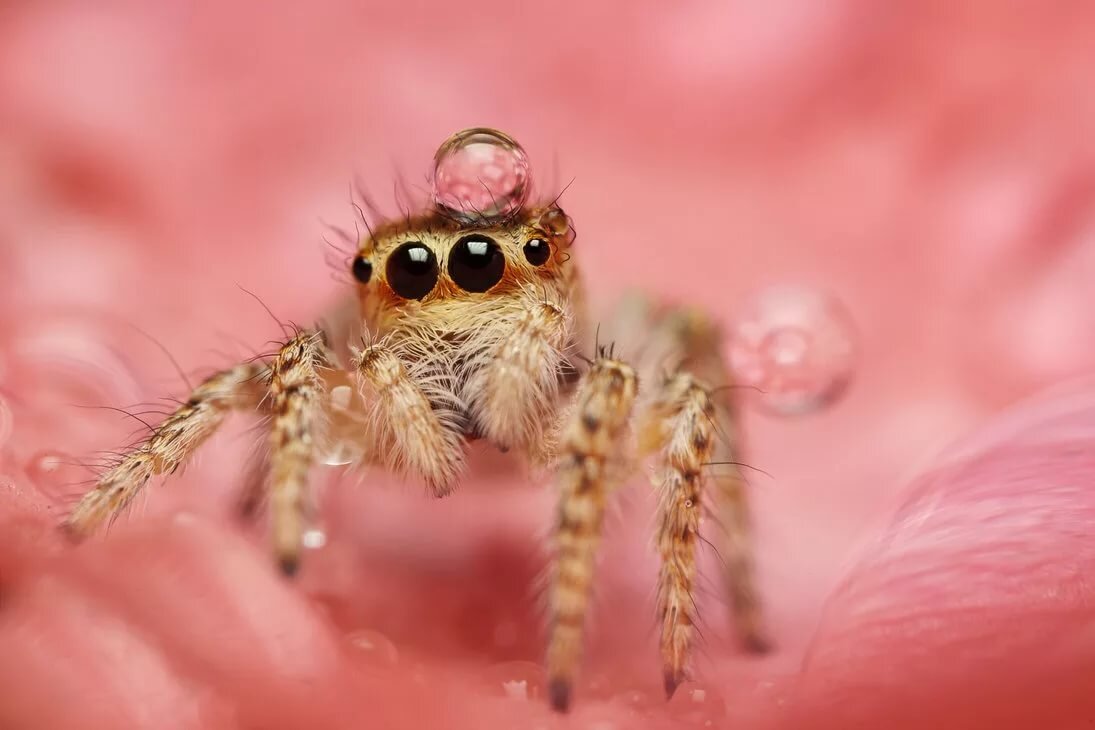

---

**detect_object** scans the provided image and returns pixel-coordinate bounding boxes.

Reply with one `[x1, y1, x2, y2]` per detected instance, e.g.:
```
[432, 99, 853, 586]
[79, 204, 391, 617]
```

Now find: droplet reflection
[432, 128, 530, 221]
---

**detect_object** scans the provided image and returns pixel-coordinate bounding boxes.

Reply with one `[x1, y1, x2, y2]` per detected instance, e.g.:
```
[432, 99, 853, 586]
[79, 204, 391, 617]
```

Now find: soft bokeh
[2, 2, 1094, 728]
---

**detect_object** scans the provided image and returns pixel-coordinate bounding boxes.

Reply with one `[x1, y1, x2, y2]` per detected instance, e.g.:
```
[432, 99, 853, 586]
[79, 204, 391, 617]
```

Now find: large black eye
[351, 254, 372, 284]
[447, 234, 505, 293]
[523, 238, 550, 266]
[386, 242, 438, 299]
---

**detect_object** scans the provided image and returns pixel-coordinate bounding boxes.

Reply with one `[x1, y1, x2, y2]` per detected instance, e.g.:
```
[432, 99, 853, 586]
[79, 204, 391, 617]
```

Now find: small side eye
[523, 238, 550, 266]
[387, 242, 438, 299]
[351, 255, 373, 284]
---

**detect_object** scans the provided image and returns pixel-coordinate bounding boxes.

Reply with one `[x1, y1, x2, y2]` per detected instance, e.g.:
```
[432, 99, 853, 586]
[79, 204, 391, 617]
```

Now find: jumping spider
[63, 128, 768, 712]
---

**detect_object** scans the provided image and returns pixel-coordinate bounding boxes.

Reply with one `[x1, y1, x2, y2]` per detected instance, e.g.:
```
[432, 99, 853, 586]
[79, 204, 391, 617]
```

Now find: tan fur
[267, 331, 331, 574]
[639, 372, 717, 696]
[463, 285, 572, 462]
[64, 128, 768, 714]
[353, 339, 465, 495]
[63, 363, 267, 538]
[545, 358, 638, 710]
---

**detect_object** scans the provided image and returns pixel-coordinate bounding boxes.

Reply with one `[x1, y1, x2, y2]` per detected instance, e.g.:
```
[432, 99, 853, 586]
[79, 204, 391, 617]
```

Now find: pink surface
[2, 2, 1095, 728]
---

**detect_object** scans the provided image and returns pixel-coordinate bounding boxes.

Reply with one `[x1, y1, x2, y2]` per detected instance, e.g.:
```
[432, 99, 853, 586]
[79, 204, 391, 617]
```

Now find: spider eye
[387, 242, 438, 299]
[448, 234, 505, 293]
[523, 238, 550, 266]
[351, 255, 373, 284]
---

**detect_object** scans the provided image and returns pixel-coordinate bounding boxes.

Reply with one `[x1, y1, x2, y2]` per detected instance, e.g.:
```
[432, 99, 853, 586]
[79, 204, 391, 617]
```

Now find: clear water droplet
[480, 660, 546, 701]
[610, 687, 659, 717]
[727, 285, 856, 416]
[24, 450, 88, 501]
[666, 681, 727, 725]
[432, 128, 530, 220]
[302, 528, 327, 550]
[346, 629, 400, 667]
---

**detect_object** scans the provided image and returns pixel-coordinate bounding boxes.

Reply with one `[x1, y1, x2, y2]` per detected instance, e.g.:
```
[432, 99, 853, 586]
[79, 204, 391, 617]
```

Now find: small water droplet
[24, 450, 88, 501]
[610, 687, 659, 717]
[346, 629, 400, 667]
[302, 528, 327, 550]
[501, 679, 528, 700]
[727, 285, 856, 416]
[480, 660, 546, 701]
[666, 681, 727, 726]
[432, 128, 530, 221]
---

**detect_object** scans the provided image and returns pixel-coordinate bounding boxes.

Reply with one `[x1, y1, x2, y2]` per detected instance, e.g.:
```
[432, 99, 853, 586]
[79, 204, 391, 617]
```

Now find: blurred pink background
[2, 2, 1094, 728]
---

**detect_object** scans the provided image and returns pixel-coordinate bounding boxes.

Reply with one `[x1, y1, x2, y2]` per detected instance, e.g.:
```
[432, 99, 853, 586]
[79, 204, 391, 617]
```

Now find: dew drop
[666, 681, 727, 726]
[610, 687, 659, 717]
[302, 528, 327, 550]
[432, 128, 530, 221]
[346, 629, 400, 667]
[24, 450, 88, 502]
[727, 285, 856, 416]
[480, 660, 546, 701]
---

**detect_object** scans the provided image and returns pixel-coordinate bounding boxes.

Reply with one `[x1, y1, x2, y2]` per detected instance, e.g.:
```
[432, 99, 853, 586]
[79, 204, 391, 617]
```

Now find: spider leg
[546, 356, 638, 712]
[645, 306, 771, 657]
[638, 371, 717, 697]
[63, 362, 269, 539]
[266, 330, 333, 575]
[352, 341, 465, 496]
[462, 289, 571, 463]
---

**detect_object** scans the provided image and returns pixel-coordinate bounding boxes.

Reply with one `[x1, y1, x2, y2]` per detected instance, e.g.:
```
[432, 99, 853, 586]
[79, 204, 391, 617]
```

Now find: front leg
[546, 355, 639, 712]
[63, 362, 268, 539]
[353, 341, 466, 496]
[267, 330, 333, 575]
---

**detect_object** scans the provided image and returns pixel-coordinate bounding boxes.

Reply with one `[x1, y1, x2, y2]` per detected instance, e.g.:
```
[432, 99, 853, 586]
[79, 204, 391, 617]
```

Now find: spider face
[347, 129, 579, 339]
[351, 205, 574, 305]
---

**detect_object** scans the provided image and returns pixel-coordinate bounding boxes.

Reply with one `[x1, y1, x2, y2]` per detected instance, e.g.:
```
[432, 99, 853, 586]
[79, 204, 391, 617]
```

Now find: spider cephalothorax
[63, 128, 768, 712]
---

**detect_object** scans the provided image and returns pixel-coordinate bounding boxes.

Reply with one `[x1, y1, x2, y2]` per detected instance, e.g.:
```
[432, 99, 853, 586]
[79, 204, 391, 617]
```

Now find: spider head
[348, 129, 577, 309]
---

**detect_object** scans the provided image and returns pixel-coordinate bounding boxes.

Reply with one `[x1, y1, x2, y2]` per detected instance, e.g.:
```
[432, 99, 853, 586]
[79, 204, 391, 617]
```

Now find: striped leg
[267, 331, 331, 576]
[641, 372, 723, 696]
[63, 363, 268, 538]
[546, 356, 638, 712]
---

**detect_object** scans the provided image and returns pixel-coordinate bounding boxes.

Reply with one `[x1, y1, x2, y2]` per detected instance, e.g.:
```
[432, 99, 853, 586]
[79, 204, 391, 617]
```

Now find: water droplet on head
[432, 128, 530, 221]
[480, 660, 546, 701]
[346, 628, 400, 667]
[727, 285, 856, 416]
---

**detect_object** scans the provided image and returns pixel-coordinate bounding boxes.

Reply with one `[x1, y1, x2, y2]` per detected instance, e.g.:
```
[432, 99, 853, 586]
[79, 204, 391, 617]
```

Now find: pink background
[2, 2, 1094, 728]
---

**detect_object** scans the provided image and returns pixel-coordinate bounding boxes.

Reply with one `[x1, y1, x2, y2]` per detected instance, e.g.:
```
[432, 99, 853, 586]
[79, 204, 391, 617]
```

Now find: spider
[62, 128, 769, 712]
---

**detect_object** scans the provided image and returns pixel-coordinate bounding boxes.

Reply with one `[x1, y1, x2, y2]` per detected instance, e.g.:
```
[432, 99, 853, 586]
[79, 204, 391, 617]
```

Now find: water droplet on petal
[24, 450, 88, 502]
[610, 687, 659, 717]
[480, 660, 546, 701]
[432, 128, 530, 221]
[346, 629, 400, 667]
[302, 528, 327, 550]
[666, 681, 728, 726]
[727, 285, 856, 416]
